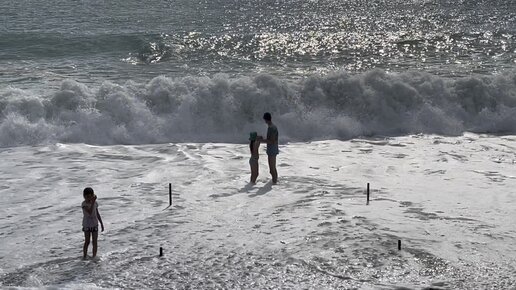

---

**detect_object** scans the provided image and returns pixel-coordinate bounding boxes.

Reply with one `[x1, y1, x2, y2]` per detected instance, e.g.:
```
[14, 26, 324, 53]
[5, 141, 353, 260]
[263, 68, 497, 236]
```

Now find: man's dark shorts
[266, 144, 279, 156]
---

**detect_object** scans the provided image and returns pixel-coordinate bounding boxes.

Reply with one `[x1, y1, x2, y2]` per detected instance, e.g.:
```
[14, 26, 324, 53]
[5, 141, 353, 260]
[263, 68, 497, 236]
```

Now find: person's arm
[258, 130, 271, 144]
[259, 137, 271, 144]
[83, 196, 96, 215]
[260, 127, 277, 144]
[96, 207, 104, 232]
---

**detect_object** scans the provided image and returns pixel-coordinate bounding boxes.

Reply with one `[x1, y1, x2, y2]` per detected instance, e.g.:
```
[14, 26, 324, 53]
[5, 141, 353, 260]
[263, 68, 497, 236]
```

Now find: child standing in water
[82, 187, 104, 259]
[249, 132, 260, 183]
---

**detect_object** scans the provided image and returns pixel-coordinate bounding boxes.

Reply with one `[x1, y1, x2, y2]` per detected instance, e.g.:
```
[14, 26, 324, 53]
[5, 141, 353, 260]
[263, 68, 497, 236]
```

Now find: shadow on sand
[248, 181, 273, 197]
[238, 182, 255, 193]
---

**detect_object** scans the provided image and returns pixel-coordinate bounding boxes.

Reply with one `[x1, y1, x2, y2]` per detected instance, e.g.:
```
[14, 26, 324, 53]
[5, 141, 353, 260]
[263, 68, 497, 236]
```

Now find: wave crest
[1, 69, 516, 147]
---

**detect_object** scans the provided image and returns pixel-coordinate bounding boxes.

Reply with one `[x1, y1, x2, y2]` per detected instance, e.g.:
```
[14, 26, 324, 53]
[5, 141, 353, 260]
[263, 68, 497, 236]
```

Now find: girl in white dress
[82, 187, 104, 259]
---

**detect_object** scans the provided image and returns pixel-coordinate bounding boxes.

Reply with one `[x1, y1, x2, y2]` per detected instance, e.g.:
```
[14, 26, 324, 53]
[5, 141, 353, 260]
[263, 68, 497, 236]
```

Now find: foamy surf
[1, 134, 515, 288]
[2, 69, 516, 147]
[2, 0, 516, 288]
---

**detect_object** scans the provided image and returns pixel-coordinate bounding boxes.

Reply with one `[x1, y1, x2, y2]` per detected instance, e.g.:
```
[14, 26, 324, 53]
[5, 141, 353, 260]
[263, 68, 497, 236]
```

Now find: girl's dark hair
[83, 187, 94, 197]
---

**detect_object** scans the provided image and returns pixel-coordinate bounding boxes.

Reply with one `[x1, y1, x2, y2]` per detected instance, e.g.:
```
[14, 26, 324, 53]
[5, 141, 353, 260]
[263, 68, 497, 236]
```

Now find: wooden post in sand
[160, 247, 164, 257]
[398, 240, 401, 251]
[169, 183, 172, 207]
[366, 183, 370, 205]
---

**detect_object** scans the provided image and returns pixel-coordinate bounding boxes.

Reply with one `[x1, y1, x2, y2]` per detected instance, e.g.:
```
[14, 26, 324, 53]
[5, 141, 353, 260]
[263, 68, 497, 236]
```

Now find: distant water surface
[1, 0, 514, 89]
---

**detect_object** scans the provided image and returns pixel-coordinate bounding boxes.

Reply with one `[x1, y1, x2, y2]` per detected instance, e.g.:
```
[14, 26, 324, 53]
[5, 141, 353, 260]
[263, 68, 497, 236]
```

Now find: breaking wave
[1, 69, 516, 147]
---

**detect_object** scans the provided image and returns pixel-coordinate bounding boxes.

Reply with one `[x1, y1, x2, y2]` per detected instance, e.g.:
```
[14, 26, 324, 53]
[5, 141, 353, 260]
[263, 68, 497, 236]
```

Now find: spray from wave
[1, 69, 515, 147]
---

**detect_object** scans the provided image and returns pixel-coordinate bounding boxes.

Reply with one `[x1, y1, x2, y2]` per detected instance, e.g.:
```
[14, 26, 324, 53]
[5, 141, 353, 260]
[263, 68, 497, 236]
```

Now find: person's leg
[268, 155, 278, 184]
[255, 161, 259, 182]
[92, 231, 98, 258]
[83, 231, 91, 258]
[250, 160, 255, 183]
[251, 161, 259, 183]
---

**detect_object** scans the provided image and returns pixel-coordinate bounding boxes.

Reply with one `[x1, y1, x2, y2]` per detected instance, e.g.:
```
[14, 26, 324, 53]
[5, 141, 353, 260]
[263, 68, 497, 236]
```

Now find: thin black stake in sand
[366, 183, 370, 205]
[160, 247, 163, 257]
[163, 183, 173, 210]
[169, 183, 172, 207]
[398, 240, 401, 251]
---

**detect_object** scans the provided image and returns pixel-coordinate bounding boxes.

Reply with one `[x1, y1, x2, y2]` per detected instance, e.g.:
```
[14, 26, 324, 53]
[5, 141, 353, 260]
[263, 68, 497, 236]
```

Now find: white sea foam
[0, 135, 515, 288]
[1, 70, 516, 147]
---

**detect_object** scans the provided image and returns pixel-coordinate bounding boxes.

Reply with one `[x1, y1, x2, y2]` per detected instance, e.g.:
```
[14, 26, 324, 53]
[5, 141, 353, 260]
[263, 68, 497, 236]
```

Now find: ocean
[1, 0, 515, 289]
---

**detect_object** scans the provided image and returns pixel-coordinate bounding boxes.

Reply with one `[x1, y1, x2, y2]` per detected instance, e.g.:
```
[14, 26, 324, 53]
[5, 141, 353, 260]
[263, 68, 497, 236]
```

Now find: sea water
[0, 0, 515, 146]
[1, 0, 515, 289]
[1, 137, 516, 289]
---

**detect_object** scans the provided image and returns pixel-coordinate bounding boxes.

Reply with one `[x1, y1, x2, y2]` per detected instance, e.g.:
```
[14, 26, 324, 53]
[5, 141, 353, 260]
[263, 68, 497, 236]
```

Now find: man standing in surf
[259, 112, 279, 184]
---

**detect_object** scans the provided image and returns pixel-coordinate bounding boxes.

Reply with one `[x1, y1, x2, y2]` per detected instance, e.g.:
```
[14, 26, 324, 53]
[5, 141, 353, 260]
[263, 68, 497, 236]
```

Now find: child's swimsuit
[82, 201, 99, 232]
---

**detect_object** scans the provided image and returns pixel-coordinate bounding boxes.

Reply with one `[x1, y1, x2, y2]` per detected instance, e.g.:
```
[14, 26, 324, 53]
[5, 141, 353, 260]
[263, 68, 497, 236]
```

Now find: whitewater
[1, 0, 516, 289]
[1, 135, 515, 289]
[2, 70, 516, 147]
